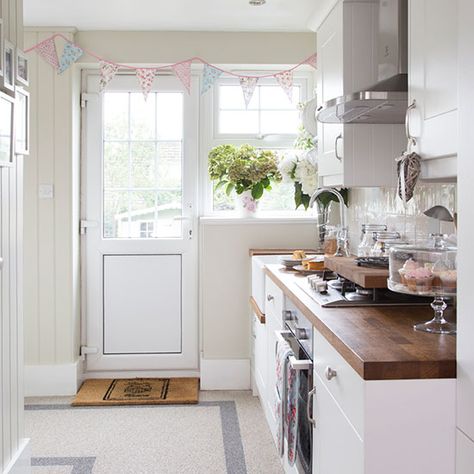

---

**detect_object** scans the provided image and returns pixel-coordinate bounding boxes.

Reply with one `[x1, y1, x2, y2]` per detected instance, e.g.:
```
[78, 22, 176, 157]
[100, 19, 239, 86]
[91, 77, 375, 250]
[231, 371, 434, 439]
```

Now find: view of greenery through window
[213, 83, 305, 213]
[102, 92, 183, 239]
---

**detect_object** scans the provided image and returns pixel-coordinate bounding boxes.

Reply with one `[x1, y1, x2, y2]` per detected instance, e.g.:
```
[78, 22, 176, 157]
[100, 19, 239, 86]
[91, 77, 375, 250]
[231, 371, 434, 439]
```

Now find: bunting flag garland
[274, 70, 294, 102]
[201, 64, 223, 95]
[26, 33, 317, 100]
[136, 68, 157, 100]
[240, 77, 258, 108]
[35, 37, 60, 70]
[99, 61, 119, 91]
[304, 53, 317, 69]
[172, 60, 193, 94]
[58, 42, 84, 74]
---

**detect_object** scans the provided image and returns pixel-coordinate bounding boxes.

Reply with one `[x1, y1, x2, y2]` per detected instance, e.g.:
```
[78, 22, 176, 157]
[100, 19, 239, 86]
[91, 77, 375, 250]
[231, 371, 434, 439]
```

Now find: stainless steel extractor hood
[317, 0, 408, 124]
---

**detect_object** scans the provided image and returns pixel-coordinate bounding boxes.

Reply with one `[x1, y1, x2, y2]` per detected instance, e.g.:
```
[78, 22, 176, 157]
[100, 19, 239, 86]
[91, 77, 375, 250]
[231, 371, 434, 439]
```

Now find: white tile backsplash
[346, 184, 457, 253]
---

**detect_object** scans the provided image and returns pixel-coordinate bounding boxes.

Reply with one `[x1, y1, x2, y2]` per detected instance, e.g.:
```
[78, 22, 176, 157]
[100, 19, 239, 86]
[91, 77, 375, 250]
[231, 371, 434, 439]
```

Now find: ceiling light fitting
[249, 0, 266, 6]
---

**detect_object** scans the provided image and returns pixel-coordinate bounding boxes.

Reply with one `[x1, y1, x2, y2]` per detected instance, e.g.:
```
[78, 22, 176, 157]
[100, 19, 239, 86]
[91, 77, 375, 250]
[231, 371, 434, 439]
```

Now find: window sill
[199, 215, 317, 225]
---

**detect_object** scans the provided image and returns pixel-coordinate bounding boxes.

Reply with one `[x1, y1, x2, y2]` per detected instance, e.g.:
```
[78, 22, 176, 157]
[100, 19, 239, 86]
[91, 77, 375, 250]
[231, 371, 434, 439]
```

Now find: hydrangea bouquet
[208, 144, 281, 214]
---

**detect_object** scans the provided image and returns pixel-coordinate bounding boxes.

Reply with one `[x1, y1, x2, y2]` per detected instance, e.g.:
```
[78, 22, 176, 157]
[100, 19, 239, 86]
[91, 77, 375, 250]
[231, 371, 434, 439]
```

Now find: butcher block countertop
[265, 264, 456, 381]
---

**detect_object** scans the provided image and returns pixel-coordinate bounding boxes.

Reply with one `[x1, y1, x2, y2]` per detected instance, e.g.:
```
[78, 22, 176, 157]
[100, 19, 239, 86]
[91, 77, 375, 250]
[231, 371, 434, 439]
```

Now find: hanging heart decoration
[396, 150, 421, 203]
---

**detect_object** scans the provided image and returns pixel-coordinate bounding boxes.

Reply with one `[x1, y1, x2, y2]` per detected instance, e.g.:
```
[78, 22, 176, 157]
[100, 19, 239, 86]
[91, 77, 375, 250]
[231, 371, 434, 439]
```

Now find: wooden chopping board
[324, 256, 389, 288]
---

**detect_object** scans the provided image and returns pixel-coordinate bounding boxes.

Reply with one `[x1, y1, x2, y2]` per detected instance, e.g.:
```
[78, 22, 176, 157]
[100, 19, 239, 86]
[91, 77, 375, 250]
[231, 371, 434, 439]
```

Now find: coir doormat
[72, 378, 199, 406]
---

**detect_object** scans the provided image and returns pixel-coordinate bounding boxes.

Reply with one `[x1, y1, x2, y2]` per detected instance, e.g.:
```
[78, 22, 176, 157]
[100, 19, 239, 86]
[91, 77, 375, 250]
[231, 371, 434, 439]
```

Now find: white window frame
[200, 68, 315, 217]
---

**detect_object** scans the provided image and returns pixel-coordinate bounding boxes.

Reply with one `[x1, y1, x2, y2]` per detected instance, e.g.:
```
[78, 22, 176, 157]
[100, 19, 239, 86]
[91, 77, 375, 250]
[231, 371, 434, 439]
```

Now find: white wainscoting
[24, 360, 83, 397]
[200, 357, 251, 390]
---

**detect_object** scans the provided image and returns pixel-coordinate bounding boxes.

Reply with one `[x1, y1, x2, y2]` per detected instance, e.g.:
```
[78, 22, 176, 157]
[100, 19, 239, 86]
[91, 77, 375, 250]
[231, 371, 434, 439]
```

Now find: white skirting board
[200, 357, 250, 390]
[24, 360, 83, 396]
[4, 439, 31, 474]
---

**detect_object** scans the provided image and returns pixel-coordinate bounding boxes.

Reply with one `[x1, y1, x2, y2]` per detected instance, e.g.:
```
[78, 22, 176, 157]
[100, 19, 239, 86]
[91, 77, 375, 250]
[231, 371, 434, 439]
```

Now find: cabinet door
[408, 0, 458, 178]
[265, 311, 281, 445]
[313, 372, 364, 474]
[253, 313, 267, 399]
[317, 1, 344, 181]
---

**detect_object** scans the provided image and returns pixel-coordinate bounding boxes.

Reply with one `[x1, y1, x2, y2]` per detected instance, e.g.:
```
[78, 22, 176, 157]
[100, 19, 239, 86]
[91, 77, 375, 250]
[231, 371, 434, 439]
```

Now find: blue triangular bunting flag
[58, 43, 84, 74]
[201, 64, 223, 95]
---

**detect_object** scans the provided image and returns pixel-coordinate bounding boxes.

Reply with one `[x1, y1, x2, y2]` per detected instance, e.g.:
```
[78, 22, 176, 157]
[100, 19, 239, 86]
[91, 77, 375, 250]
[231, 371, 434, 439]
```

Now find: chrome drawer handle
[307, 387, 316, 426]
[325, 366, 337, 380]
[267, 294, 274, 302]
[334, 133, 343, 161]
[405, 99, 417, 147]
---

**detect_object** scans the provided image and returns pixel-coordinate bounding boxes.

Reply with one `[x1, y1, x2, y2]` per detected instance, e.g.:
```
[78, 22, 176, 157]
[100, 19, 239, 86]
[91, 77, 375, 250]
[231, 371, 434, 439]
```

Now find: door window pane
[103, 91, 184, 239]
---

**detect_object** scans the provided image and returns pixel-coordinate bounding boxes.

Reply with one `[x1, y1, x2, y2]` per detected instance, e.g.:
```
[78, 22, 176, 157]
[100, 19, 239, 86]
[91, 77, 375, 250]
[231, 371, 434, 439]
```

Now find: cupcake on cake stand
[387, 241, 457, 335]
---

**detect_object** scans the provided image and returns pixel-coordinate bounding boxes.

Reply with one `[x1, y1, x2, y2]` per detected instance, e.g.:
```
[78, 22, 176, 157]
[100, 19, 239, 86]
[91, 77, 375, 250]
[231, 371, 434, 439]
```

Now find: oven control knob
[325, 366, 337, 380]
[282, 310, 295, 321]
[295, 328, 309, 340]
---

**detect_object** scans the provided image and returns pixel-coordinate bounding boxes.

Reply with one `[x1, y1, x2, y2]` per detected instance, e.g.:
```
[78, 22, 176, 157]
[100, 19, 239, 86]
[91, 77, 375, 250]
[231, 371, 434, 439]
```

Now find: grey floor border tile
[31, 456, 96, 474]
[26, 401, 248, 474]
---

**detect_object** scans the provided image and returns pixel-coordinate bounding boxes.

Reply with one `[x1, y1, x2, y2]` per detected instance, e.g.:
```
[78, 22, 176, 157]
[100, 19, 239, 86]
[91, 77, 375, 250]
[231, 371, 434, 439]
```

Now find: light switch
[39, 184, 54, 199]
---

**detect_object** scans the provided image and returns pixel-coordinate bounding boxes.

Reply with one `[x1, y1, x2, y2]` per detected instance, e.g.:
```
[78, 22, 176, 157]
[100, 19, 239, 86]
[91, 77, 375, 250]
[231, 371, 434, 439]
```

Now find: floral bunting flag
[99, 61, 119, 91]
[274, 70, 294, 102]
[35, 37, 60, 70]
[201, 64, 223, 95]
[57, 43, 84, 74]
[304, 53, 317, 69]
[136, 68, 157, 100]
[239, 76, 258, 108]
[172, 60, 193, 94]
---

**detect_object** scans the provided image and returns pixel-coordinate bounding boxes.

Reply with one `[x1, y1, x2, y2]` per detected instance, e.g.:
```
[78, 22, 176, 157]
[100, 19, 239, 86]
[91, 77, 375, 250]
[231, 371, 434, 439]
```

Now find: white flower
[278, 152, 298, 183]
[295, 157, 318, 196]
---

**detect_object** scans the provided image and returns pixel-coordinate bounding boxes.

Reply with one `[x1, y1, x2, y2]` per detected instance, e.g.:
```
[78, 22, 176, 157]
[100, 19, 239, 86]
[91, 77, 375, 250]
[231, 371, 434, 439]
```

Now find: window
[102, 91, 184, 238]
[204, 73, 313, 215]
[139, 221, 154, 238]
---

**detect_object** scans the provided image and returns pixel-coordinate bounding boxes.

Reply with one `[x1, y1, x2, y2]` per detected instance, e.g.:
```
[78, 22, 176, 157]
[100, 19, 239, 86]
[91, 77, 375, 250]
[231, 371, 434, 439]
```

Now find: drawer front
[264, 276, 283, 326]
[313, 328, 364, 437]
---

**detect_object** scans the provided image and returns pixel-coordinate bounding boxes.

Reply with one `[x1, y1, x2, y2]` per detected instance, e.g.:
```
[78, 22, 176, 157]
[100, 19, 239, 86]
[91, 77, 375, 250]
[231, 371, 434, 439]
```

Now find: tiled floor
[25, 390, 283, 474]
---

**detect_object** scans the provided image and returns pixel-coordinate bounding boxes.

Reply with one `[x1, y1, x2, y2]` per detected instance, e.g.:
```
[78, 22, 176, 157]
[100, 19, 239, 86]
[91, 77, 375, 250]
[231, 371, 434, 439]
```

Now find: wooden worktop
[265, 264, 456, 381]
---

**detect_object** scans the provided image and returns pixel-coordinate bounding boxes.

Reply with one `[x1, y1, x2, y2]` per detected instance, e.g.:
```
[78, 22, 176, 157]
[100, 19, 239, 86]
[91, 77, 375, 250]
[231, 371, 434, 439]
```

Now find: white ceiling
[24, 0, 317, 32]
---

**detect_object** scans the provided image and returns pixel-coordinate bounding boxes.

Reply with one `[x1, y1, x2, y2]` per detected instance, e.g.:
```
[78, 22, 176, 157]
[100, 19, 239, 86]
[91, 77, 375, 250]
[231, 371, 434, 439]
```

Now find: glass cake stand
[388, 241, 457, 335]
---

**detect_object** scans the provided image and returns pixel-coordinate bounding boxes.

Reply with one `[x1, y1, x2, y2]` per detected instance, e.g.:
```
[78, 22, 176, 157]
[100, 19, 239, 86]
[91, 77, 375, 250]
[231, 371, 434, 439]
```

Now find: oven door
[276, 330, 313, 474]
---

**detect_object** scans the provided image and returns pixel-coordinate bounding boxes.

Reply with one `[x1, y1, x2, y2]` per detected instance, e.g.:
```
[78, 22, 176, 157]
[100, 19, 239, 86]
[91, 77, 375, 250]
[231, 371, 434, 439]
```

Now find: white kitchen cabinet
[264, 276, 284, 446]
[252, 312, 267, 400]
[316, 0, 405, 187]
[456, 429, 474, 474]
[313, 372, 364, 474]
[312, 327, 456, 474]
[408, 0, 458, 179]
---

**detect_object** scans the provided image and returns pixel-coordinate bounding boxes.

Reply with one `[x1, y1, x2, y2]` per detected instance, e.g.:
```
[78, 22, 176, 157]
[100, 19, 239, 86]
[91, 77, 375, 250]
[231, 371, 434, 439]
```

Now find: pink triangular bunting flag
[239, 76, 258, 108]
[136, 68, 157, 100]
[35, 37, 59, 70]
[100, 61, 119, 91]
[172, 59, 193, 94]
[304, 53, 317, 69]
[274, 71, 294, 102]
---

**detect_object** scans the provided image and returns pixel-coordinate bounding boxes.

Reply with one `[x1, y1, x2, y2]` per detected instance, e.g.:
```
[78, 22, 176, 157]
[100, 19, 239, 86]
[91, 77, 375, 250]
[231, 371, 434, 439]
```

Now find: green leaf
[262, 177, 270, 188]
[225, 182, 235, 196]
[251, 182, 264, 200]
[214, 180, 227, 191]
[294, 182, 303, 209]
[301, 193, 311, 210]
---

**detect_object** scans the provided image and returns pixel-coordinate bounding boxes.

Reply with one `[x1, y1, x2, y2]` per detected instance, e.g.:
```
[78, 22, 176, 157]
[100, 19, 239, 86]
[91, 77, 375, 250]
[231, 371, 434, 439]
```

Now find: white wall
[23, 29, 82, 395]
[75, 31, 316, 65]
[1, 0, 30, 471]
[200, 220, 318, 359]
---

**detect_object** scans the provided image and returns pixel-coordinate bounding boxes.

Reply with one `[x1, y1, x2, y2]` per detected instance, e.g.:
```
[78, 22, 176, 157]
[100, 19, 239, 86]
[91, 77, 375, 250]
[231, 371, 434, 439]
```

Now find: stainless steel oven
[277, 305, 315, 474]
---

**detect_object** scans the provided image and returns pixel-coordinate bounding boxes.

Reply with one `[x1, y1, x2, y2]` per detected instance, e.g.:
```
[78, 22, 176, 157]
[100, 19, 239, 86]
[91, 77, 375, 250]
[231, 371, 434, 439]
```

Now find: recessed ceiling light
[249, 0, 266, 6]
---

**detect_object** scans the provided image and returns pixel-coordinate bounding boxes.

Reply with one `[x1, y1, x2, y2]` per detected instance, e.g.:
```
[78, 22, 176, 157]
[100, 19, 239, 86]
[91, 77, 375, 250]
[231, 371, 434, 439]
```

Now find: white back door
[82, 73, 198, 373]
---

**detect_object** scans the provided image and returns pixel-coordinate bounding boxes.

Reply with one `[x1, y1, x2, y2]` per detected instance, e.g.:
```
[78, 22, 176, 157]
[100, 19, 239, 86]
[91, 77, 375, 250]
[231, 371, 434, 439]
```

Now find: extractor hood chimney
[317, 0, 408, 124]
